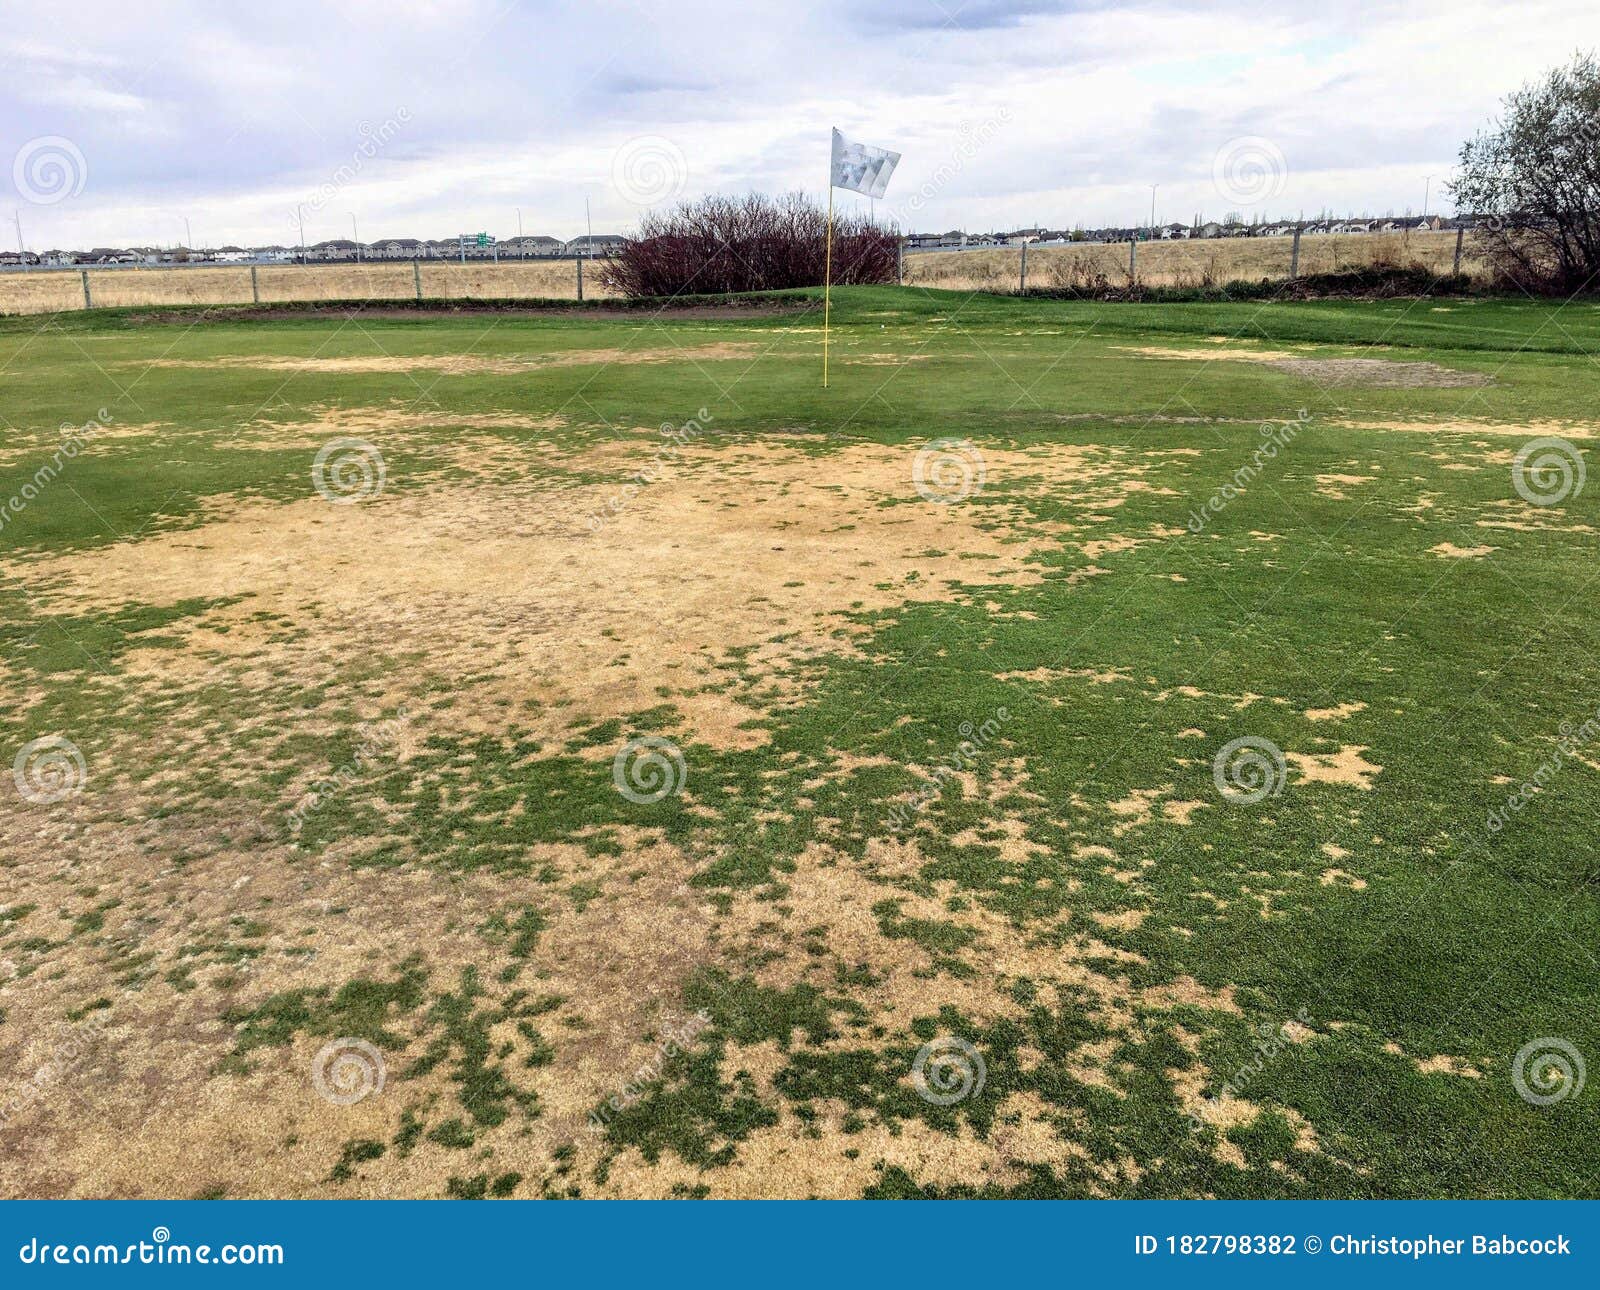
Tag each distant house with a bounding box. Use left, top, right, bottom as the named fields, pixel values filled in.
left=306, top=239, right=359, bottom=261
left=566, top=234, right=626, bottom=256
left=370, top=239, right=422, bottom=260
left=1159, top=223, right=1190, bottom=239
left=503, top=235, right=564, bottom=257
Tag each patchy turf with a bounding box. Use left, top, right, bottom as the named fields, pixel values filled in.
left=1, top=286, right=1597, bottom=1199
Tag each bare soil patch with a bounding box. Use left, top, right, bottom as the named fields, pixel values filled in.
left=1271, top=358, right=1491, bottom=388
left=14, top=438, right=1129, bottom=752
left=133, top=343, right=761, bottom=376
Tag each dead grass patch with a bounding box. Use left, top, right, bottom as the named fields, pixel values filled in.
left=133, top=342, right=759, bottom=376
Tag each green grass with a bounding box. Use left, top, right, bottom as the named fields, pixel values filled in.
left=2, top=286, right=1597, bottom=1198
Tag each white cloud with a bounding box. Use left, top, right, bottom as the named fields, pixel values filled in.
left=0, top=0, right=1592, bottom=248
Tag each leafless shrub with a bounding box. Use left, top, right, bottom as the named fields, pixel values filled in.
left=597, top=192, right=898, bottom=298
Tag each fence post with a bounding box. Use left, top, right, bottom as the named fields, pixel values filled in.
left=80, top=270, right=92, bottom=310
left=576, top=256, right=584, bottom=302
left=413, top=259, right=422, bottom=302
left=1290, top=227, right=1302, bottom=279
left=896, top=239, right=903, bottom=286
left=1453, top=226, right=1465, bottom=276
left=250, top=264, right=260, bottom=304
left=1019, top=241, right=1028, bottom=293
left=1128, top=237, right=1137, bottom=282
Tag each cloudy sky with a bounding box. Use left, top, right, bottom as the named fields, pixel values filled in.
left=1, top=0, right=1592, bottom=249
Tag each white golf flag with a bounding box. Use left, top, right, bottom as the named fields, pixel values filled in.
left=831, top=128, right=900, bottom=199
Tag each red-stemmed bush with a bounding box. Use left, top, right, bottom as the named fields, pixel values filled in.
left=597, top=192, right=898, bottom=298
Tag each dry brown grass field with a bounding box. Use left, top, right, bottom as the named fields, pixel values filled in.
left=904, top=229, right=1487, bottom=291
left=0, top=259, right=616, bottom=315
left=0, top=231, right=1485, bottom=316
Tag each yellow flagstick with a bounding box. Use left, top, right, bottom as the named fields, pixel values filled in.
left=823, top=176, right=834, bottom=389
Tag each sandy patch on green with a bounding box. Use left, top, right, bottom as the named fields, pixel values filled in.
left=131, top=342, right=760, bottom=376
left=11, top=439, right=1136, bottom=752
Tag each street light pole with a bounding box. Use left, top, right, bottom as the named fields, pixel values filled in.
left=1150, top=184, right=1158, bottom=235
left=350, top=212, right=360, bottom=262
left=1422, top=176, right=1434, bottom=219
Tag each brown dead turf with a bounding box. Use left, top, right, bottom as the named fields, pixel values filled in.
left=131, top=343, right=761, bottom=375
left=0, top=426, right=1367, bottom=1198
left=1270, top=358, right=1492, bottom=388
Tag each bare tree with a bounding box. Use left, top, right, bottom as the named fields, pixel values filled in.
left=1452, top=52, right=1600, bottom=292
